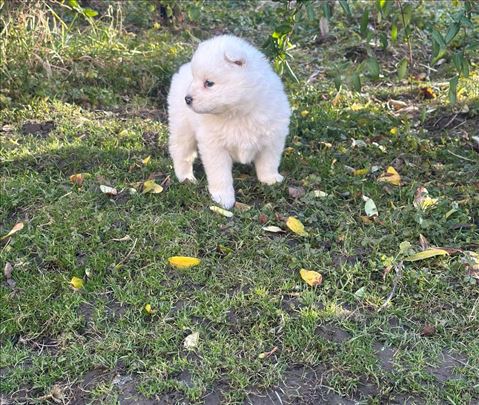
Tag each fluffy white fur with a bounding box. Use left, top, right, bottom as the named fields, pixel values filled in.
left=167, top=35, right=291, bottom=209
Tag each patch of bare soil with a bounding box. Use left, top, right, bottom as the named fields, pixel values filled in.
left=427, top=350, right=468, bottom=384
left=245, top=365, right=355, bottom=405
left=373, top=342, right=396, bottom=372
left=316, top=324, right=351, bottom=344
left=21, top=121, right=55, bottom=137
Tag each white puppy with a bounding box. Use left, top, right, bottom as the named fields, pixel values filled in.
left=168, top=35, right=291, bottom=209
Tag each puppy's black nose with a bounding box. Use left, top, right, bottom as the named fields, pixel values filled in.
left=185, top=95, right=193, bottom=105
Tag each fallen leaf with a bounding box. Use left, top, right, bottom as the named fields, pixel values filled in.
left=184, top=331, right=199, bottom=350
left=313, top=190, right=328, bottom=198
left=363, top=196, right=378, bottom=217
left=262, top=226, right=285, bottom=233
left=258, top=346, right=278, bottom=359
left=421, top=323, right=436, bottom=337
left=389, top=127, right=398, bottom=135
left=209, top=206, right=233, bottom=218
left=353, top=168, right=369, bottom=176
left=99, top=185, right=118, bottom=196
left=377, top=166, right=401, bottom=186
left=404, top=248, right=449, bottom=262
left=300, top=110, right=309, bottom=117
left=351, top=139, right=367, bottom=148
left=286, top=217, right=309, bottom=236
left=234, top=202, right=251, bottom=212
left=168, top=256, right=201, bottom=269
left=1, top=222, right=24, bottom=241
left=70, top=276, right=84, bottom=289
left=69, top=173, right=86, bottom=186
left=360, top=215, right=373, bottom=224
left=299, top=269, right=323, bottom=287
left=142, top=179, right=163, bottom=194
left=144, top=304, right=153, bottom=314
left=388, top=101, right=407, bottom=111
left=4, top=262, right=13, bottom=279
left=419, top=234, right=429, bottom=250
left=258, top=213, right=268, bottom=224
left=288, top=186, right=305, bottom=199
left=420, top=87, right=436, bottom=99
left=142, top=155, right=151, bottom=165
left=112, top=235, right=132, bottom=242
left=413, top=187, right=438, bottom=210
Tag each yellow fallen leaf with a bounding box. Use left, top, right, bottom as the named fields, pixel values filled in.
left=70, top=276, right=84, bottom=289
left=1, top=222, right=24, bottom=241
left=69, top=173, right=86, bottom=186
left=300, top=110, right=309, bottom=117
left=413, top=187, right=438, bottom=210
left=143, top=180, right=163, bottom=194
left=390, top=127, right=398, bottom=135
left=353, top=168, right=369, bottom=176
left=377, top=166, right=401, bottom=186
left=404, top=248, right=449, bottom=262
left=286, top=217, right=309, bottom=236
left=144, top=304, right=152, bottom=314
left=300, top=269, right=323, bottom=287
left=168, top=256, right=201, bottom=269
left=142, top=155, right=151, bottom=165
left=209, top=206, right=233, bottom=218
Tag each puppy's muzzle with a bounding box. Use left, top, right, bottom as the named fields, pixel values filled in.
left=185, top=95, right=193, bottom=105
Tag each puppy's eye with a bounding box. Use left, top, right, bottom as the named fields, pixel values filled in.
left=204, top=80, right=215, bottom=88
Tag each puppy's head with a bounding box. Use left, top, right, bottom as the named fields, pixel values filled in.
left=185, top=36, right=260, bottom=114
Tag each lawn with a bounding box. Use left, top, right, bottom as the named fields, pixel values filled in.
left=1, top=1, right=478, bottom=404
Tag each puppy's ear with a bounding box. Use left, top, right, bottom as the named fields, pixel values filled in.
left=224, top=50, right=246, bottom=67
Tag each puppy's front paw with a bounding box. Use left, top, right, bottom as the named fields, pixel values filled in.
left=177, top=172, right=197, bottom=183
left=258, top=173, right=284, bottom=185
left=210, top=188, right=235, bottom=209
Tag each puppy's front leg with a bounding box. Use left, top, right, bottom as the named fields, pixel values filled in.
left=199, top=144, right=235, bottom=209
left=255, top=146, right=284, bottom=185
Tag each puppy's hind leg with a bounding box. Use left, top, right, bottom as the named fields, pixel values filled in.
left=169, top=121, right=197, bottom=183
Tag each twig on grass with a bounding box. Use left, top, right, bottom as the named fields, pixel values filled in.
left=447, top=150, right=476, bottom=162
left=379, top=261, right=403, bottom=312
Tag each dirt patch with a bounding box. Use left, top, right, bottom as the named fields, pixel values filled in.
left=427, top=350, right=468, bottom=384
left=115, top=377, right=159, bottom=405
left=21, top=121, right=55, bottom=137
left=246, top=365, right=355, bottom=405
left=316, top=324, right=351, bottom=344
left=106, top=300, right=128, bottom=319
left=373, top=342, right=396, bottom=372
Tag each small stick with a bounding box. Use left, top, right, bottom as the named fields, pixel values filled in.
left=379, top=261, right=403, bottom=311
left=447, top=150, right=476, bottom=162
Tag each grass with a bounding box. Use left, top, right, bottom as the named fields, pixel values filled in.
left=1, top=1, right=479, bottom=404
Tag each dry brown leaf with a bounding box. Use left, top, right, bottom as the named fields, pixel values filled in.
left=234, top=202, right=251, bottom=212
left=258, top=213, right=268, bottom=225
left=1, top=222, right=24, bottom=241
left=69, top=173, right=86, bottom=186
left=288, top=186, right=305, bottom=199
